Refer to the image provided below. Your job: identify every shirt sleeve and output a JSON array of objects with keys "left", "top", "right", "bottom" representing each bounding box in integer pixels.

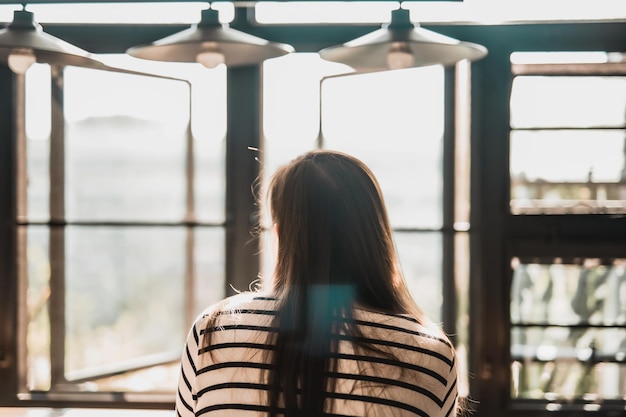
[
  {"left": 441, "top": 352, "right": 459, "bottom": 417},
  {"left": 175, "top": 320, "right": 202, "bottom": 417}
]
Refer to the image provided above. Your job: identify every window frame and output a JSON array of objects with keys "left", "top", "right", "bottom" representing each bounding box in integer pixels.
[
  {"left": 12, "top": 60, "right": 223, "bottom": 404},
  {"left": 505, "top": 58, "right": 626, "bottom": 411},
  {"left": 507, "top": 240, "right": 626, "bottom": 412},
  {"left": 464, "top": 21, "right": 626, "bottom": 417}
]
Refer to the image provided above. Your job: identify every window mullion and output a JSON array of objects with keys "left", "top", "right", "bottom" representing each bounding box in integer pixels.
[
  {"left": 225, "top": 65, "right": 261, "bottom": 295},
  {"left": 442, "top": 66, "right": 457, "bottom": 342},
  {"left": 0, "top": 66, "right": 18, "bottom": 405},
  {"left": 15, "top": 71, "right": 29, "bottom": 394},
  {"left": 48, "top": 65, "right": 67, "bottom": 389},
  {"left": 184, "top": 103, "right": 195, "bottom": 325}
]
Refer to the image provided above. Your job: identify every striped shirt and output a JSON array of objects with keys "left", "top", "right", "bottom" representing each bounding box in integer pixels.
[{"left": 176, "top": 292, "right": 458, "bottom": 417}]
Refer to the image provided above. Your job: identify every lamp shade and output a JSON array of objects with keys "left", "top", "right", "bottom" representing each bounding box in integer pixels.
[
  {"left": 0, "top": 9, "right": 103, "bottom": 70},
  {"left": 319, "top": 8, "right": 487, "bottom": 70},
  {"left": 127, "top": 8, "right": 294, "bottom": 68}
]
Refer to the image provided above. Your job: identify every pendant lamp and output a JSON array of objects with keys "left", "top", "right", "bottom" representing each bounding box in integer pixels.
[
  {"left": 319, "top": 8, "right": 487, "bottom": 71},
  {"left": 127, "top": 8, "right": 294, "bottom": 68},
  {"left": 0, "top": 8, "right": 103, "bottom": 74}
]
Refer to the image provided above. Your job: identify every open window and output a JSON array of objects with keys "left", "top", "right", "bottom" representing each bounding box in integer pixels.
[
  {"left": 262, "top": 53, "right": 472, "bottom": 397},
  {"left": 16, "top": 58, "right": 226, "bottom": 403}
]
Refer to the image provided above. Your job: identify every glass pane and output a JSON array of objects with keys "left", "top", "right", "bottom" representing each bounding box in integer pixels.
[
  {"left": 261, "top": 231, "right": 444, "bottom": 324},
  {"left": 25, "top": 64, "right": 51, "bottom": 222},
  {"left": 511, "top": 260, "right": 626, "bottom": 326},
  {"left": 394, "top": 232, "right": 442, "bottom": 323},
  {"left": 255, "top": 2, "right": 398, "bottom": 24},
  {"left": 76, "top": 362, "right": 180, "bottom": 392},
  {"left": 510, "top": 129, "right": 626, "bottom": 214},
  {"left": 511, "top": 328, "right": 626, "bottom": 400},
  {"left": 259, "top": 230, "right": 276, "bottom": 290},
  {"left": 455, "top": 60, "right": 471, "bottom": 229},
  {"left": 193, "top": 227, "right": 227, "bottom": 319},
  {"left": 511, "top": 76, "right": 626, "bottom": 129},
  {"left": 261, "top": 231, "right": 445, "bottom": 325},
  {"left": 22, "top": 2, "right": 232, "bottom": 24},
  {"left": 192, "top": 66, "right": 227, "bottom": 223},
  {"left": 261, "top": 53, "right": 351, "bottom": 227},
  {"left": 64, "top": 226, "right": 186, "bottom": 388},
  {"left": 262, "top": 54, "right": 350, "bottom": 169},
  {"left": 194, "top": 136, "right": 226, "bottom": 223},
  {"left": 511, "top": 51, "right": 621, "bottom": 65},
  {"left": 322, "top": 66, "right": 444, "bottom": 229},
  {"left": 262, "top": 57, "right": 447, "bottom": 320},
  {"left": 64, "top": 67, "right": 191, "bottom": 222},
  {"left": 455, "top": 232, "right": 470, "bottom": 397},
  {"left": 254, "top": 1, "right": 626, "bottom": 24},
  {"left": 510, "top": 258, "right": 626, "bottom": 400},
  {"left": 24, "top": 225, "right": 51, "bottom": 391},
  {"left": 95, "top": 55, "right": 227, "bottom": 223}
]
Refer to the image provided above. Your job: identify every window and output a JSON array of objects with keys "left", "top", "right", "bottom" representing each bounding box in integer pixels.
[
  {"left": 16, "top": 59, "right": 226, "bottom": 401},
  {"left": 511, "top": 256, "right": 626, "bottom": 402},
  {"left": 262, "top": 53, "right": 471, "bottom": 396},
  {"left": 509, "top": 52, "right": 626, "bottom": 215},
  {"left": 507, "top": 52, "right": 626, "bottom": 413}
]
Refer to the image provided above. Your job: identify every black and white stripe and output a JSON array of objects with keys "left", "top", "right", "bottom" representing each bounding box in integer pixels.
[{"left": 176, "top": 293, "right": 458, "bottom": 417}]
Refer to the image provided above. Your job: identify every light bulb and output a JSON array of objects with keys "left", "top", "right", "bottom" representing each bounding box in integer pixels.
[
  {"left": 8, "top": 48, "right": 36, "bottom": 74},
  {"left": 386, "top": 42, "right": 414, "bottom": 70},
  {"left": 196, "top": 50, "right": 225, "bottom": 69}
]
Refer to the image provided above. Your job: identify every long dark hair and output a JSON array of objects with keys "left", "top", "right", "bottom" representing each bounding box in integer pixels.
[{"left": 266, "top": 150, "right": 424, "bottom": 416}]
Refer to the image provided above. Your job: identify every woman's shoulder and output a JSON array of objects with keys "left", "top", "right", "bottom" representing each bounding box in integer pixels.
[
  {"left": 194, "top": 291, "right": 278, "bottom": 328},
  {"left": 354, "top": 308, "right": 455, "bottom": 357}
]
